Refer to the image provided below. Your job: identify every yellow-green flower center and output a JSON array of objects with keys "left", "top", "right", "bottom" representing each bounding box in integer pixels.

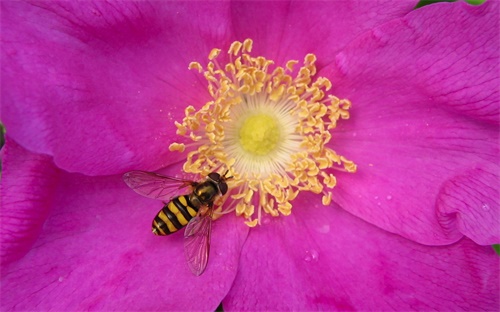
[
  {"left": 239, "top": 114, "right": 280, "bottom": 156},
  {"left": 169, "top": 39, "right": 357, "bottom": 227}
]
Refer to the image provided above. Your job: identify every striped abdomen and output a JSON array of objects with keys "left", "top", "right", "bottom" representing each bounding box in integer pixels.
[{"left": 152, "top": 195, "right": 199, "bottom": 236}]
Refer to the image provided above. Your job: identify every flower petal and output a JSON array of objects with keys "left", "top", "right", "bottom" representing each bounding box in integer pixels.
[
  {"left": 223, "top": 196, "right": 499, "bottom": 311},
  {"left": 436, "top": 163, "right": 499, "bottom": 245},
  {"left": 321, "top": 1, "right": 499, "bottom": 245},
  {"left": 1, "top": 1, "right": 233, "bottom": 175},
  {"left": 0, "top": 169, "right": 248, "bottom": 310},
  {"left": 0, "top": 138, "right": 60, "bottom": 268},
  {"left": 231, "top": 0, "right": 416, "bottom": 66}
]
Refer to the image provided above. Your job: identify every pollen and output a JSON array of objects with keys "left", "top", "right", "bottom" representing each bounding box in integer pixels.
[{"left": 169, "top": 39, "right": 356, "bottom": 226}]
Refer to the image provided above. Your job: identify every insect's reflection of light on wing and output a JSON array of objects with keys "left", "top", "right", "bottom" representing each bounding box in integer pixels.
[
  {"left": 184, "top": 212, "right": 212, "bottom": 276},
  {"left": 123, "top": 171, "right": 193, "bottom": 200}
]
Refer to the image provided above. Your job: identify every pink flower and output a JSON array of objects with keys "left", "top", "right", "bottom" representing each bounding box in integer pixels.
[{"left": 1, "top": 1, "right": 498, "bottom": 310}]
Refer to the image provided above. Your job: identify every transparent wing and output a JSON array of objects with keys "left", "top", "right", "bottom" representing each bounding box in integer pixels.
[
  {"left": 184, "top": 211, "right": 212, "bottom": 276},
  {"left": 123, "top": 170, "right": 195, "bottom": 201}
]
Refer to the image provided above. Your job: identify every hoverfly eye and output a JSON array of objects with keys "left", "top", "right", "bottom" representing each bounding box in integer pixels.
[
  {"left": 219, "top": 182, "right": 228, "bottom": 195},
  {"left": 208, "top": 172, "right": 221, "bottom": 182}
]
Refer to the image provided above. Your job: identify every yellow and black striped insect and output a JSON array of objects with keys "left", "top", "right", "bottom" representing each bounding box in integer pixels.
[{"left": 123, "top": 170, "right": 230, "bottom": 276}]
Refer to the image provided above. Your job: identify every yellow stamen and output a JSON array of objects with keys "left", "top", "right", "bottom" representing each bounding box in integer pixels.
[
  {"left": 169, "top": 142, "right": 185, "bottom": 153},
  {"left": 170, "top": 39, "right": 356, "bottom": 225},
  {"left": 208, "top": 48, "right": 221, "bottom": 60}
]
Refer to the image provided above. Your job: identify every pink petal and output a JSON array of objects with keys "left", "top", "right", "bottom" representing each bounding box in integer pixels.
[
  {"left": 224, "top": 196, "right": 499, "bottom": 311},
  {"left": 321, "top": 1, "right": 499, "bottom": 245},
  {"left": 0, "top": 164, "right": 248, "bottom": 310},
  {"left": 1, "top": 1, "right": 233, "bottom": 175},
  {"left": 436, "top": 163, "right": 499, "bottom": 245},
  {"left": 0, "top": 138, "right": 60, "bottom": 268},
  {"left": 231, "top": 0, "right": 416, "bottom": 66}
]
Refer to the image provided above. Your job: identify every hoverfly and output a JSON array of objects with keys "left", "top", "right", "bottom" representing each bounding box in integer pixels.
[{"left": 123, "top": 170, "right": 231, "bottom": 276}]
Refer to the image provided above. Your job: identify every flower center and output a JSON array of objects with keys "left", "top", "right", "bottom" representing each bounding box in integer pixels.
[
  {"left": 169, "top": 39, "right": 357, "bottom": 227},
  {"left": 239, "top": 114, "right": 280, "bottom": 156}
]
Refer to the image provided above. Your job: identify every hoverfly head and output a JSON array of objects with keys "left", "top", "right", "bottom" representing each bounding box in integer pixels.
[{"left": 208, "top": 170, "right": 233, "bottom": 195}]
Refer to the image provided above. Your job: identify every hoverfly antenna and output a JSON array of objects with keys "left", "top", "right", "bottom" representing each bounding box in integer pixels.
[{"left": 222, "top": 169, "right": 233, "bottom": 180}]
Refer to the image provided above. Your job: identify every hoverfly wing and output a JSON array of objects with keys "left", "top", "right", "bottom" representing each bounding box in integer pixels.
[
  {"left": 184, "top": 213, "right": 212, "bottom": 276},
  {"left": 123, "top": 170, "right": 194, "bottom": 201}
]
